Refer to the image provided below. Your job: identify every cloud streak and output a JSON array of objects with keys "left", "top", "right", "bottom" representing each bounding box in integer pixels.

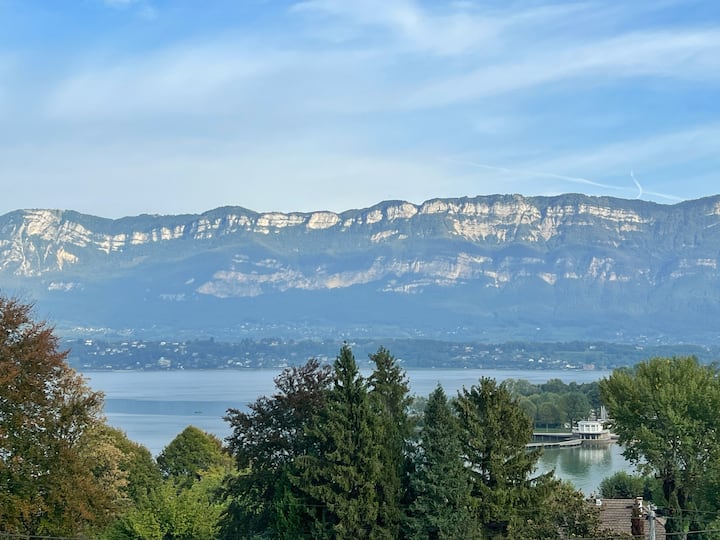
[
  {"left": 406, "top": 29, "right": 720, "bottom": 108},
  {"left": 0, "top": 0, "right": 717, "bottom": 216}
]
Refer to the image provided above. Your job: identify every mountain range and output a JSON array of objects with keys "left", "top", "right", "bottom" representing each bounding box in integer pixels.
[{"left": 2, "top": 193, "right": 719, "bottom": 344}]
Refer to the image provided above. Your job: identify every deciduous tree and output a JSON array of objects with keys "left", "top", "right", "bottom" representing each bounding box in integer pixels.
[
  {"left": 600, "top": 356, "right": 720, "bottom": 536},
  {"left": 560, "top": 391, "right": 591, "bottom": 426},
  {"left": 0, "top": 296, "right": 113, "bottom": 536},
  {"left": 158, "top": 425, "right": 231, "bottom": 487},
  {"left": 220, "top": 358, "right": 332, "bottom": 538},
  {"left": 507, "top": 480, "right": 603, "bottom": 540}
]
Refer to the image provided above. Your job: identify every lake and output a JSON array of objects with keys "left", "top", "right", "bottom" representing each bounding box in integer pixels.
[{"left": 83, "top": 367, "right": 633, "bottom": 494}]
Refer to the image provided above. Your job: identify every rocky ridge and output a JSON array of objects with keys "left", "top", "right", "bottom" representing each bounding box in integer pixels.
[{"left": 1, "top": 194, "right": 719, "bottom": 342}]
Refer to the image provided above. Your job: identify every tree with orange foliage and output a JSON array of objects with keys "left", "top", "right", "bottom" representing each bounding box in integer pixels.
[{"left": 0, "top": 296, "right": 118, "bottom": 536}]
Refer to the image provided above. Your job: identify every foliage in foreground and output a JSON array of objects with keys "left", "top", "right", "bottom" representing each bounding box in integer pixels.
[
  {"left": 601, "top": 356, "right": 720, "bottom": 537},
  {"left": 0, "top": 297, "right": 112, "bottom": 536},
  {"left": 221, "top": 346, "right": 608, "bottom": 539},
  {"left": 0, "top": 295, "right": 233, "bottom": 539},
  {"left": 10, "top": 293, "right": 720, "bottom": 538}
]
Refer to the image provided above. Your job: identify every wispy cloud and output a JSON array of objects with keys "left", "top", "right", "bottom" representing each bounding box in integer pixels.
[
  {"left": 102, "top": 0, "right": 157, "bottom": 20},
  {"left": 292, "top": 0, "right": 505, "bottom": 55},
  {"left": 1, "top": 0, "right": 719, "bottom": 215},
  {"left": 406, "top": 29, "right": 720, "bottom": 108},
  {"left": 456, "top": 123, "right": 720, "bottom": 202},
  {"left": 45, "top": 44, "right": 275, "bottom": 119},
  {"left": 531, "top": 123, "right": 720, "bottom": 177}
]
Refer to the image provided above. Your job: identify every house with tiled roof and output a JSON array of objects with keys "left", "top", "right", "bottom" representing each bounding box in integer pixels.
[{"left": 594, "top": 497, "right": 666, "bottom": 539}]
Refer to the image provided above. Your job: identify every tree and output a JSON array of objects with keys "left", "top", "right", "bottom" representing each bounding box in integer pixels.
[
  {"left": 541, "top": 378, "right": 568, "bottom": 394},
  {"left": 99, "top": 426, "right": 163, "bottom": 508},
  {"left": 536, "top": 401, "right": 564, "bottom": 429},
  {"left": 506, "top": 479, "right": 609, "bottom": 540},
  {"left": 599, "top": 471, "right": 653, "bottom": 499},
  {"left": 600, "top": 356, "right": 720, "bottom": 536},
  {"left": 454, "top": 377, "right": 546, "bottom": 537},
  {"left": 107, "top": 427, "right": 232, "bottom": 540},
  {"left": 368, "top": 346, "right": 411, "bottom": 539},
  {"left": 106, "top": 467, "right": 228, "bottom": 540},
  {"left": 406, "top": 385, "right": 479, "bottom": 539},
  {"left": 516, "top": 396, "right": 537, "bottom": 424},
  {"left": 503, "top": 378, "right": 540, "bottom": 397},
  {"left": 158, "top": 425, "right": 232, "bottom": 486},
  {"left": 0, "top": 296, "right": 115, "bottom": 536},
  {"left": 220, "top": 358, "right": 333, "bottom": 538},
  {"left": 560, "top": 391, "right": 591, "bottom": 426},
  {"left": 99, "top": 427, "right": 167, "bottom": 539},
  {"left": 291, "top": 344, "right": 382, "bottom": 539}
]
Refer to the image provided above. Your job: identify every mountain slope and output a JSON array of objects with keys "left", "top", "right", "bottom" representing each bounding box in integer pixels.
[{"left": 2, "top": 194, "right": 719, "bottom": 343}]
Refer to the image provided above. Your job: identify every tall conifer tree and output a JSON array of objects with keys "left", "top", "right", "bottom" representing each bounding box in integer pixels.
[
  {"left": 454, "top": 377, "right": 543, "bottom": 537},
  {"left": 368, "top": 346, "right": 411, "bottom": 539},
  {"left": 292, "top": 344, "right": 382, "bottom": 539},
  {"left": 407, "top": 385, "right": 479, "bottom": 539}
]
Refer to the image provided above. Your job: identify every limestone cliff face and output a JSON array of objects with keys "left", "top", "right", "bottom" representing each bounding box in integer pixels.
[
  {"left": 2, "top": 194, "right": 718, "bottom": 292},
  {"left": 2, "top": 194, "right": 720, "bottom": 342}
]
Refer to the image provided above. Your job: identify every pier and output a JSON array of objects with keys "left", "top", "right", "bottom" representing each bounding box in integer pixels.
[{"left": 528, "top": 431, "right": 583, "bottom": 448}]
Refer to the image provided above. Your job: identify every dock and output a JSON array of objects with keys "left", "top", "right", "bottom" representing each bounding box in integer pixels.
[{"left": 528, "top": 431, "right": 583, "bottom": 448}]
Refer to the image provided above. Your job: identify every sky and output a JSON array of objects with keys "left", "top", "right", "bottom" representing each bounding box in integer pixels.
[{"left": 1, "top": 0, "right": 719, "bottom": 218}]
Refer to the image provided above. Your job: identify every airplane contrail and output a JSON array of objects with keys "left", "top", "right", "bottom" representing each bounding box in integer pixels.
[
  {"left": 447, "top": 158, "right": 684, "bottom": 202},
  {"left": 631, "top": 171, "right": 643, "bottom": 199},
  {"left": 447, "top": 158, "right": 625, "bottom": 191}
]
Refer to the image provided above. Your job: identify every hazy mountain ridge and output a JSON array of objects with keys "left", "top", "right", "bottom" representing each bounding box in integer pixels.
[{"left": 2, "top": 194, "right": 720, "bottom": 343}]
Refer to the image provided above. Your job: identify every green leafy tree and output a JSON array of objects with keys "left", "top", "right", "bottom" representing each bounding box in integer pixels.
[
  {"left": 599, "top": 471, "right": 657, "bottom": 500},
  {"left": 516, "top": 396, "right": 537, "bottom": 424},
  {"left": 106, "top": 468, "right": 227, "bottom": 540},
  {"left": 220, "top": 358, "right": 332, "bottom": 538},
  {"left": 507, "top": 480, "right": 604, "bottom": 540},
  {"left": 291, "top": 344, "right": 382, "bottom": 539},
  {"left": 454, "top": 377, "right": 546, "bottom": 538},
  {"left": 158, "top": 425, "right": 232, "bottom": 486},
  {"left": 107, "top": 427, "right": 231, "bottom": 540},
  {"left": 541, "top": 378, "right": 568, "bottom": 394},
  {"left": 368, "top": 346, "right": 411, "bottom": 539},
  {"left": 100, "top": 426, "right": 163, "bottom": 508},
  {"left": 0, "top": 296, "right": 116, "bottom": 537},
  {"left": 406, "top": 385, "right": 479, "bottom": 539},
  {"left": 560, "top": 391, "right": 591, "bottom": 426},
  {"left": 536, "top": 401, "right": 564, "bottom": 429},
  {"left": 600, "top": 356, "right": 720, "bottom": 536},
  {"left": 504, "top": 378, "right": 539, "bottom": 397},
  {"left": 581, "top": 381, "right": 603, "bottom": 411}
]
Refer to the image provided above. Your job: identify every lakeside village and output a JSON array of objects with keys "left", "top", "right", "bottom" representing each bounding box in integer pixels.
[{"left": 64, "top": 336, "right": 718, "bottom": 370}]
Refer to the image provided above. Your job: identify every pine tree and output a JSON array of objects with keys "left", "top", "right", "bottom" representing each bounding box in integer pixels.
[
  {"left": 454, "top": 377, "right": 544, "bottom": 537},
  {"left": 407, "top": 385, "right": 479, "bottom": 539},
  {"left": 292, "top": 344, "right": 382, "bottom": 539},
  {"left": 368, "top": 346, "right": 411, "bottom": 539}
]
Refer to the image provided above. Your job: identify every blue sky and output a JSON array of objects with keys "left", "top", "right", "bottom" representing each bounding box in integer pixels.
[{"left": 1, "top": 0, "right": 719, "bottom": 217}]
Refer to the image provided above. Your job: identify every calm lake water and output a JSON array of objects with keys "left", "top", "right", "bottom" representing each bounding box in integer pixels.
[{"left": 83, "top": 368, "right": 632, "bottom": 494}]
